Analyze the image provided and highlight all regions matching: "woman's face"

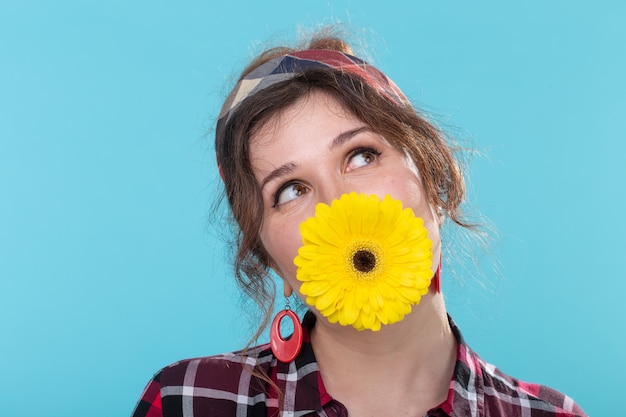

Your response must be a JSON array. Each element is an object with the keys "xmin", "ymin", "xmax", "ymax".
[{"xmin": 250, "ymin": 91, "xmax": 441, "ymax": 299}]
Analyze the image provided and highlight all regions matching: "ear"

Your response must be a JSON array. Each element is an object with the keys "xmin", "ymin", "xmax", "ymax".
[
  {"xmin": 283, "ymin": 281, "xmax": 293, "ymax": 298},
  {"xmin": 436, "ymin": 206, "xmax": 445, "ymax": 226},
  {"xmin": 430, "ymin": 204, "xmax": 445, "ymax": 227},
  {"xmin": 265, "ymin": 255, "xmax": 293, "ymax": 297}
]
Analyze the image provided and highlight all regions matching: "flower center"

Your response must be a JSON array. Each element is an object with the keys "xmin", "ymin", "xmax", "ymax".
[{"xmin": 352, "ymin": 249, "xmax": 377, "ymax": 273}]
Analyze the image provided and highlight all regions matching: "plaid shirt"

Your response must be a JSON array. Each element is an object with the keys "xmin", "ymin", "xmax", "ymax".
[{"xmin": 132, "ymin": 316, "xmax": 587, "ymax": 417}]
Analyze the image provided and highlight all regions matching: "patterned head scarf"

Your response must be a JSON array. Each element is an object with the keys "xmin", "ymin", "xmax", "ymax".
[{"xmin": 215, "ymin": 49, "xmax": 408, "ymax": 158}]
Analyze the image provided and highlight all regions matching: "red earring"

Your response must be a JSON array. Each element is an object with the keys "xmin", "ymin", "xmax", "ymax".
[
  {"xmin": 431, "ymin": 255, "xmax": 442, "ymax": 293},
  {"xmin": 270, "ymin": 305, "xmax": 303, "ymax": 363}
]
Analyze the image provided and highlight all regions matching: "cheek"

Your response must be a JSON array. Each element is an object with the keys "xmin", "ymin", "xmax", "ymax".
[
  {"xmin": 420, "ymin": 202, "xmax": 442, "ymax": 271},
  {"xmin": 388, "ymin": 172, "xmax": 442, "ymax": 259},
  {"xmin": 262, "ymin": 225, "xmax": 307, "ymax": 300},
  {"xmin": 260, "ymin": 219, "xmax": 302, "ymax": 278}
]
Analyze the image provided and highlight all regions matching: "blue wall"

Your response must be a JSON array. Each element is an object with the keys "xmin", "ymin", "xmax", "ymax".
[{"xmin": 2, "ymin": 1, "xmax": 623, "ymax": 415}]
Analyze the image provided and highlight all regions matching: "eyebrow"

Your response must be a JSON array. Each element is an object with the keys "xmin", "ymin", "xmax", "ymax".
[
  {"xmin": 330, "ymin": 126, "xmax": 372, "ymax": 149},
  {"xmin": 260, "ymin": 162, "xmax": 297, "ymax": 190},
  {"xmin": 259, "ymin": 126, "xmax": 373, "ymax": 190}
]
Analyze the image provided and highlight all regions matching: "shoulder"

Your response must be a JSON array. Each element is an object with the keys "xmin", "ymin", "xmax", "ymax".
[
  {"xmin": 473, "ymin": 350, "xmax": 587, "ymax": 417},
  {"xmin": 444, "ymin": 317, "xmax": 587, "ymax": 417},
  {"xmin": 158, "ymin": 343, "xmax": 274, "ymax": 387},
  {"xmin": 133, "ymin": 343, "xmax": 276, "ymax": 417}
]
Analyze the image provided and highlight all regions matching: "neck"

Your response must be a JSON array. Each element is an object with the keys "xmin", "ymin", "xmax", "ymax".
[{"xmin": 309, "ymin": 292, "xmax": 456, "ymax": 416}]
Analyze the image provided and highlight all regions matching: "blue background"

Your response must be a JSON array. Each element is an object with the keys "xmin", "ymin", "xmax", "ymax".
[{"xmin": 1, "ymin": 1, "xmax": 624, "ymax": 415}]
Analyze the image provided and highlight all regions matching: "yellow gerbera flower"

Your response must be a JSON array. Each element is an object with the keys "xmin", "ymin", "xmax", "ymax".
[{"xmin": 294, "ymin": 192, "xmax": 433, "ymax": 331}]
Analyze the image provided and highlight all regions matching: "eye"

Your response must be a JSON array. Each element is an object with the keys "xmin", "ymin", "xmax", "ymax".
[
  {"xmin": 273, "ymin": 181, "xmax": 308, "ymax": 207},
  {"xmin": 346, "ymin": 147, "xmax": 381, "ymax": 172}
]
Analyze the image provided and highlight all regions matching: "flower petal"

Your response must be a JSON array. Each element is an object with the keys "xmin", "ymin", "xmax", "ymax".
[{"xmin": 295, "ymin": 193, "xmax": 433, "ymax": 331}]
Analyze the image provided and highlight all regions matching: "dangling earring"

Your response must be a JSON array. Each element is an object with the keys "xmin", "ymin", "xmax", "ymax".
[
  {"xmin": 270, "ymin": 299, "xmax": 303, "ymax": 363},
  {"xmin": 432, "ymin": 254, "xmax": 442, "ymax": 293}
]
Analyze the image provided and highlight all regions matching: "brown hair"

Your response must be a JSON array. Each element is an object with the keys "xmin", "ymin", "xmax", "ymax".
[{"xmin": 215, "ymin": 33, "xmax": 468, "ymax": 343}]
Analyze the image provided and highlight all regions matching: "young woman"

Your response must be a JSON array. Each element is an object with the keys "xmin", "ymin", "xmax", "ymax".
[{"xmin": 132, "ymin": 32, "xmax": 587, "ymax": 417}]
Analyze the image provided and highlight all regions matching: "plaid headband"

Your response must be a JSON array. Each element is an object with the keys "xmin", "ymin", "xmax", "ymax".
[{"xmin": 215, "ymin": 49, "xmax": 408, "ymax": 147}]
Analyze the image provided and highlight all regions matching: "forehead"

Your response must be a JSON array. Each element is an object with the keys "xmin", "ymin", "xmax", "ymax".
[
  {"xmin": 249, "ymin": 91, "xmax": 356, "ymax": 148},
  {"xmin": 248, "ymin": 91, "xmax": 370, "ymax": 186}
]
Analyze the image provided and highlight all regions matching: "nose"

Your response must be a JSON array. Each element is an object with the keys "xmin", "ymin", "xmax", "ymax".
[{"xmin": 316, "ymin": 175, "xmax": 361, "ymax": 208}]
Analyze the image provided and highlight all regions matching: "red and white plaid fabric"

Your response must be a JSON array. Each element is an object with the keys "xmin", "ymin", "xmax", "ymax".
[{"xmin": 131, "ymin": 314, "xmax": 586, "ymax": 417}]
